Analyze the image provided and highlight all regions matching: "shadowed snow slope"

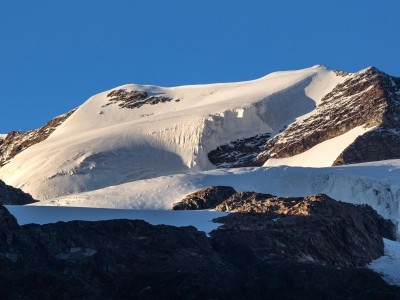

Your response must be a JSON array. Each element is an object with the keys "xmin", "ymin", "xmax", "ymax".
[{"xmin": 0, "ymin": 66, "xmax": 344, "ymax": 200}]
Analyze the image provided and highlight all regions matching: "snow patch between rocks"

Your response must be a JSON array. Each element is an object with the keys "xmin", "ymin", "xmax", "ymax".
[
  {"xmin": 369, "ymin": 238, "xmax": 400, "ymax": 286},
  {"xmin": 264, "ymin": 126, "xmax": 374, "ymax": 167}
]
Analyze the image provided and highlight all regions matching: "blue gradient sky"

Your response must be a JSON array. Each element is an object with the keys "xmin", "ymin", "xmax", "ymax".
[{"xmin": 1, "ymin": 0, "xmax": 399, "ymax": 132}]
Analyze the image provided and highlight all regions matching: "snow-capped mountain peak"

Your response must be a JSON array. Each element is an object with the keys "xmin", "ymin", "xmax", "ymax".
[{"xmin": 1, "ymin": 66, "xmax": 399, "ymax": 202}]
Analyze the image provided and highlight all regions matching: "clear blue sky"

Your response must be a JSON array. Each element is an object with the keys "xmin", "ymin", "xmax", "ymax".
[{"xmin": 1, "ymin": 0, "xmax": 399, "ymax": 132}]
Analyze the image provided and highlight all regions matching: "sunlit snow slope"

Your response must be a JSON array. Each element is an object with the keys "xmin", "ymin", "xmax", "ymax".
[{"xmin": 0, "ymin": 66, "xmax": 345, "ymax": 200}]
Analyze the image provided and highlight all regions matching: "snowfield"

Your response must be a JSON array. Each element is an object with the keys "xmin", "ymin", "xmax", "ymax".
[
  {"xmin": 33, "ymin": 161, "xmax": 400, "ymax": 235},
  {"xmin": 0, "ymin": 66, "xmax": 346, "ymax": 200}
]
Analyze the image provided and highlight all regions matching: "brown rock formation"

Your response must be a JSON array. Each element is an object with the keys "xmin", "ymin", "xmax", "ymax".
[
  {"xmin": 213, "ymin": 193, "xmax": 394, "ymax": 267},
  {"xmin": 172, "ymin": 186, "xmax": 237, "ymax": 210},
  {"xmin": 0, "ymin": 108, "xmax": 76, "ymax": 167}
]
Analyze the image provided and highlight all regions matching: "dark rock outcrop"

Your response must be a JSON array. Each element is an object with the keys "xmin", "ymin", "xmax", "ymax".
[
  {"xmin": 213, "ymin": 193, "xmax": 395, "ymax": 267},
  {"xmin": 0, "ymin": 108, "xmax": 76, "ymax": 167},
  {"xmin": 0, "ymin": 207, "xmax": 231, "ymax": 299},
  {"xmin": 208, "ymin": 133, "xmax": 271, "ymax": 168},
  {"xmin": 0, "ymin": 180, "xmax": 37, "ymax": 205},
  {"xmin": 257, "ymin": 67, "xmax": 400, "ymax": 165},
  {"xmin": 0, "ymin": 202, "xmax": 398, "ymax": 299},
  {"xmin": 104, "ymin": 89, "xmax": 176, "ymax": 109},
  {"xmin": 172, "ymin": 186, "xmax": 237, "ymax": 210},
  {"xmin": 174, "ymin": 189, "xmax": 395, "ymax": 267},
  {"xmin": 333, "ymin": 127, "xmax": 400, "ymax": 165}
]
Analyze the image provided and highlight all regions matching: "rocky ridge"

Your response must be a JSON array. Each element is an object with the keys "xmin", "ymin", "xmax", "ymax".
[
  {"xmin": 0, "ymin": 180, "xmax": 37, "ymax": 205},
  {"xmin": 104, "ymin": 89, "xmax": 177, "ymax": 109},
  {"xmin": 206, "ymin": 67, "xmax": 400, "ymax": 168},
  {"xmin": 0, "ymin": 109, "xmax": 76, "ymax": 167},
  {"xmin": 172, "ymin": 186, "xmax": 237, "ymax": 210},
  {"xmin": 174, "ymin": 187, "xmax": 395, "ymax": 267},
  {"xmin": 257, "ymin": 67, "xmax": 400, "ymax": 165},
  {"xmin": 208, "ymin": 133, "xmax": 271, "ymax": 168}
]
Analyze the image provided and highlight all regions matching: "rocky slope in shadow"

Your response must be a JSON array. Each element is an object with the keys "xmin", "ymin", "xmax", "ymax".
[
  {"xmin": 0, "ymin": 180, "xmax": 37, "ymax": 205},
  {"xmin": 1, "ymin": 188, "xmax": 399, "ymax": 299}
]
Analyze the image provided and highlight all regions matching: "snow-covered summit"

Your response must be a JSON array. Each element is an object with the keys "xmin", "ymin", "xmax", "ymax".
[
  {"xmin": 0, "ymin": 66, "xmax": 346, "ymax": 200},
  {"xmin": 2, "ymin": 65, "xmax": 400, "ymax": 202}
]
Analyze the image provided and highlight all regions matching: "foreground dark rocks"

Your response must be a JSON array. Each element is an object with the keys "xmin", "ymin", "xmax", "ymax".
[
  {"xmin": 0, "ymin": 206, "xmax": 230, "ymax": 299},
  {"xmin": 0, "ymin": 180, "xmax": 37, "ymax": 205},
  {"xmin": 175, "ymin": 189, "xmax": 395, "ymax": 267},
  {"xmin": 0, "ymin": 190, "xmax": 399, "ymax": 299}
]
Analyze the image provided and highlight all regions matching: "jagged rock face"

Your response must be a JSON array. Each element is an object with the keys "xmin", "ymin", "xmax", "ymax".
[
  {"xmin": 104, "ymin": 89, "xmax": 177, "ymax": 109},
  {"xmin": 0, "ymin": 180, "xmax": 37, "ymax": 205},
  {"xmin": 219, "ymin": 193, "xmax": 395, "ymax": 267},
  {"xmin": 257, "ymin": 67, "xmax": 400, "ymax": 165},
  {"xmin": 0, "ymin": 202, "xmax": 398, "ymax": 299},
  {"xmin": 207, "ymin": 133, "xmax": 271, "ymax": 168},
  {"xmin": 333, "ymin": 128, "xmax": 400, "ymax": 165},
  {"xmin": 206, "ymin": 67, "xmax": 400, "ymax": 168},
  {"xmin": 176, "ymin": 190, "xmax": 395, "ymax": 267},
  {"xmin": 0, "ymin": 109, "xmax": 76, "ymax": 167},
  {"xmin": 172, "ymin": 186, "xmax": 237, "ymax": 210}
]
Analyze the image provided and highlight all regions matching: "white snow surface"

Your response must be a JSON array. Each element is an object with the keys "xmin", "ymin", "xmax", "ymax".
[
  {"xmin": 5, "ymin": 206, "xmax": 227, "ymax": 234},
  {"xmin": 369, "ymin": 238, "xmax": 400, "ymax": 286},
  {"xmin": 264, "ymin": 126, "xmax": 375, "ymax": 167},
  {"xmin": 0, "ymin": 66, "xmax": 345, "ymax": 200},
  {"xmin": 35, "ymin": 161, "xmax": 400, "ymax": 234},
  {"xmin": 0, "ymin": 134, "xmax": 6, "ymax": 140}
]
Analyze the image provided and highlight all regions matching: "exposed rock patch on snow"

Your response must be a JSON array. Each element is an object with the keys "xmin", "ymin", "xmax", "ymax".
[
  {"xmin": 208, "ymin": 133, "xmax": 271, "ymax": 168},
  {"xmin": 0, "ymin": 108, "xmax": 76, "ymax": 167},
  {"xmin": 104, "ymin": 89, "xmax": 176, "ymax": 109}
]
